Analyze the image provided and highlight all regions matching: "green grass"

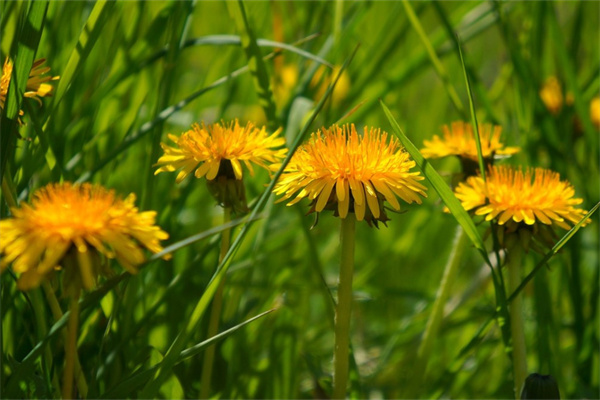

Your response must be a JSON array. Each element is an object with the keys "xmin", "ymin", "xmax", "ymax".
[{"xmin": 1, "ymin": 1, "xmax": 599, "ymax": 399}]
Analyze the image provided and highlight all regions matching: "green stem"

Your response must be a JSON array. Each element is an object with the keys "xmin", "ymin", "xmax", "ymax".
[
  {"xmin": 42, "ymin": 282, "xmax": 88, "ymax": 398},
  {"xmin": 62, "ymin": 286, "xmax": 81, "ymax": 400},
  {"xmin": 200, "ymin": 207, "xmax": 232, "ymax": 399},
  {"xmin": 508, "ymin": 243, "xmax": 527, "ymax": 399},
  {"xmin": 333, "ymin": 216, "xmax": 356, "ymax": 400},
  {"xmin": 417, "ymin": 226, "xmax": 468, "ymax": 374}
]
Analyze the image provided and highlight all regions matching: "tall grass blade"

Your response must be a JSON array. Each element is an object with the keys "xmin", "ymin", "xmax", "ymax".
[
  {"xmin": 401, "ymin": 0, "xmax": 466, "ymax": 118},
  {"xmin": 227, "ymin": 0, "xmax": 278, "ymax": 129},
  {"xmin": 51, "ymin": 0, "xmax": 115, "ymax": 108},
  {"xmin": 507, "ymin": 202, "xmax": 599, "ymax": 303},
  {"xmin": 101, "ymin": 308, "xmax": 277, "ymax": 399},
  {"xmin": 380, "ymin": 100, "xmax": 490, "ymax": 265},
  {"xmin": 457, "ymin": 35, "xmax": 486, "ymax": 181},
  {"xmin": 1, "ymin": 0, "xmax": 48, "ymax": 178}
]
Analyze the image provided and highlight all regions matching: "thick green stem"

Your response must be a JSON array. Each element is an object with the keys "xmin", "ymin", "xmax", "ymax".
[
  {"xmin": 417, "ymin": 226, "xmax": 468, "ymax": 373},
  {"xmin": 508, "ymin": 243, "xmax": 527, "ymax": 399},
  {"xmin": 333, "ymin": 216, "xmax": 356, "ymax": 399},
  {"xmin": 200, "ymin": 207, "xmax": 232, "ymax": 399},
  {"xmin": 62, "ymin": 286, "xmax": 81, "ymax": 400}
]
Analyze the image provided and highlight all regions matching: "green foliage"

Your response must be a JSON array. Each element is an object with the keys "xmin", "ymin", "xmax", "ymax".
[{"xmin": 1, "ymin": 1, "xmax": 598, "ymax": 399}]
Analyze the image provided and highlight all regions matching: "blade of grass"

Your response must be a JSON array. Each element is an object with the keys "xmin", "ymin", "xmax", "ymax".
[
  {"xmin": 457, "ymin": 35, "xmax": 485, "ymax": 181},
  {"xmin": 379, "ymin": 100, "xmax": 489, "ymax": 264},
  {"xmin": 74, "ymin": 36, "xmax": 323, "ymax": 183},
  {"xmin": 507, "ymin": 202, "xmax": 599, "ymax": 303},
  {"xmin": 451, "ymin": 203, "xmax": 599, "ymax": 373},
  {"xmin": 227, "ymin": 0, "xmax": 278, "ymax": 129},
  {"xmin": 100, "ymin": 308, "xmax": 277, "ymax": 399},
  {"xmin": 50, "ymin": 0, "xmax": 115, "ymax": 109},
  {"xmin": 1, "ymin": 0, "xmax": 48, "ymax": 179},
  {"xmin": 139, "ymin": 45, "xmax": 359, "ymax": 398},
  {"xmin": 547, "ymin": 4, "xmax": 598, "ymax": 153},
  {"xmin": 401, "ymin": 0, "xmax": 466, "ymax": 119}
]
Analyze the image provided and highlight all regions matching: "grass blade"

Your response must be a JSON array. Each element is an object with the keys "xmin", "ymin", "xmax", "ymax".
[
  {"xmin": 380, "ymin": 100, "xmax": 490, "ymax": 266},
  {"xmin": 227, "ymin": 0, "xmax": 278, "ymax": 129},
  {"xmin": 1, "ymin": 0, "xmax": 48, "ymax": 178},
  {"xmin": 507, "ymin": 202, "xmax": 599, "ymax": 303},
  {"xmin": 50, "ymin": 0, "xmax": 116, "ymax": 108},
  {"xmin": 457, "ymin": 35, "xmax": 486, "ymax": 181},
  {"xmin": 401, "ymin": 0, "xmax": 466, "ymax": 119},
  {"xmin": 101, "ymin": 308, "xmax": 277, "ymax": 399}
]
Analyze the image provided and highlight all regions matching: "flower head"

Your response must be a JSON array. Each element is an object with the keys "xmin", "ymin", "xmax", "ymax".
[
  {"xmin": 455, "ymin": 165, "xmax": 588, "ymax": 231},
  {"xmin": 539, "ymin": 76, "xmax": 563, "ymax": 115},
  {"xmin": 155, "ymin": 120, "xmax": 287, "ymax": 183},
  {"xmin": 591, "ymin": 96, "xmax": 600, "ymax": 130},
  {"xmin": 155, "ymin": 120, "xmax": 287, "ymax": 212},
  {"xmin": 422, "ymin": 121, "xmax": 519, "ymax": 162},
  {"xmin": 273, "ymin": 124, "xmax": 427, "ymax": 225},
  {"xmin": 0, "ymin": 57, "xmax": 59, "ymax": 111},
  {"xmin": 0, "ymin": 183, "xmax": 169, "ymax": 290}
]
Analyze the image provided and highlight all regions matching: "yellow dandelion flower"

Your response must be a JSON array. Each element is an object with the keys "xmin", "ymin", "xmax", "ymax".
[
  {"xmin": 539, "ymin": 76, "xmax": 563, "ymax": 115},
  {"xmin": 0, "ymin": 182, "xmax": 169, "ymax": 290},
  {"xmin": 591, "ymin": 96, "xmax": 600, "ymax": 130},
  {"xmin": 155, "ymin": 120, "xmax": 287, "ymax": 183},
  {"xmin": 0, "ymin": 57, "xmax": 59, "ymax": 111},
  {"xmin": 273, "ymin": 124, "xmax": 427, "ymax": 225},
  {"xmin": 422, "ymin": 121, "xmax": 520, "ymax": 161},
  {"xmin": 455, "ymin": 165, "xmax": 587, "ymax": 231},
  {"xmin": 155, "ymin": 119, "xmax": 287, "ymax": 212},
  {"xmin": 273, "ymin": 64, "xmax": 299, "ymax": 106},
  {"xmin": 310, "ymin": 65, "xmax": 351, "ymax": 106}
]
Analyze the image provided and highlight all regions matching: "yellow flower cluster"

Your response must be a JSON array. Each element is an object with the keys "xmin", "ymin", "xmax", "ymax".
[{"xmin": 0, "ymin": 57, "xmax": 59, "ymax": 113}]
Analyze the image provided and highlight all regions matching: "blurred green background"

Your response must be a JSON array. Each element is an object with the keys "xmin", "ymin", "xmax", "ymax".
[{"xmin": 1, "ymin": 1, "xmax": 598, "ymax": 398}]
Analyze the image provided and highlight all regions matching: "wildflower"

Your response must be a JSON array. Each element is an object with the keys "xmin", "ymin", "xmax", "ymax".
[
  {"xmin": 0, "ymin": 183, "xmax": 168, "ymax": 290},
  {"xmin": 155, "ymin": 120, "xmax": 287, "ymax": 212},
  {"xmin": 455, "ymin": 165, "xmax": 588, "ymax": 249},
  {"xmin": 539, "ymin": 76, "xmax": 563, "ymax": 115},
  {"xmin": 0, "ymin": 57, "xmax": 59, "ymax": 112},
  {"xmin": 274, "ymin": 123, "xmax": 427, "ymax": 225},
  {"xmin": 310, "ymin": 65, "xmax": 351, "ymax": 106},
  {"xmin": 273, "ymin": 64, "xmax": 299, "ymax": 106},
  {"xmin": 591, "ymin": 96, "xmax": 600, "ymax": 130}
]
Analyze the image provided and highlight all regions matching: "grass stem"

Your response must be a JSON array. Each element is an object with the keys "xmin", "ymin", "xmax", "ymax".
[
  {"xmin": 200, "ymin": 207, "xmax": 232, "ymax": 399},
  {"xmin": 508, "ymin": 243, "xmax": 527, "ymax": 399},
  {"xmin": 333, "ymin": 216, "xmax": 356, "ymax": 399},
  {"xmin": 417, "ymin": 226, "xmax": 468, "ymax": 374}
]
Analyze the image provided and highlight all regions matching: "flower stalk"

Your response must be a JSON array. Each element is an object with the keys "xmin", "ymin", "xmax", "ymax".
[
  {"xmin": 42, "ymin": 282, "xmax": 88, "ymax": 398},
  {"xmin": 507, "ymin": 241, "xmax": 527, "ymax": 399},
  {"xmin": 333, "ymin": 216, "xmax": 356, "ymax": 399},
  {"xmin": 200, "ymin": 207, "xmax": 232, "ymax": 399},
  {"xmin": 62, "ymin": 285, "xmax": 81, "ymax": 400}
]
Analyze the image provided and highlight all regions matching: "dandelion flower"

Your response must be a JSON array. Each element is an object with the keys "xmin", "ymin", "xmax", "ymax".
[
  {"xmin": 310, "ymin": 65, "xmax": 351, "ymax": 106},
  {"xmin": 455, "ymin": 165, "xmax": 587, "ymax": 231},
  {"xmin": 422, "ymin": 121, "xmax": 519, "ymax": 162},
  {"xmin": 273, "ymin": 124, "xmax": 427, "ymax": 224},
  {"xmin": 155, "ymin": 120, "xmax": 286, "ymax": 211},
  {"xmin": 591, "ymin": 96, "xmax": 600, "ymax": 130},
  {"xmin": 155, "ymin": 120, "xmax": 287, "ymax": 182},
  {"xmin": 0, "ymin": 183, "xmax": 169, "ymax": 290},
  {"xmin": 539, "ymin": 76, "xmax": 563, "ymax": 115},
  {"xmin": 0, "ymin": 57, "xmax": 59, "ymax": 111}
]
